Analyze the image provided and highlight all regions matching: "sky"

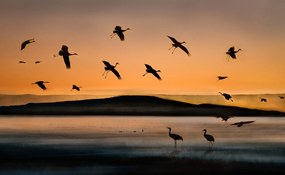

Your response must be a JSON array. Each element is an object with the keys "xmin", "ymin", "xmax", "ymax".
[{"xmin": 0, "ymin": 0, "xmax": 285, "ymax": 96}]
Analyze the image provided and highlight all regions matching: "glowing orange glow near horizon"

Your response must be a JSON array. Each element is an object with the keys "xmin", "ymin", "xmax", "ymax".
[{"xmin": 0, "ymin": 0, "xmax": 285, "ymax": 96}]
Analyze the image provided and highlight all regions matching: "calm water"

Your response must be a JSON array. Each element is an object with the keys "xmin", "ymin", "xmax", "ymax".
[{"xmin": 0, "ymin": 116, "xmax": 285, "ymax": 174}]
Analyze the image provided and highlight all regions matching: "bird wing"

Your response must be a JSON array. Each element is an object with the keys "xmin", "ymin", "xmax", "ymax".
[
  {"xmin": 243, "ymin": 121, "xmax": 255, "ymax": 124},
  {"xmin": 103, "ymin": 61, "xmax": 112, "ymax": 67},
  {"xmin": 228, "ymin": 47, "xmax": 235, "ymax": 52},
  {"xmin": 115, "ymin": 26, "xmax": 122, "ymax": 30},
  {"xmin": 21, "ymin": 41, "xmax": 28, "ymax": 50},
  {"xmin": 152, "ymin": 71, "xmax": 161, "ymax": 80},
  {"xmin": 111, "ymin": 68, "xmax": 121, "ymax": 80},
  {"xmin": 178, "ymin": 45, "xmax": 190, "ymax": 56},
  {"xmin": 145, "ymin": 64, "xmax": 153, "ymax": 70},
  {"xmin": 63, "ymin": 54, "xmax": 71, "ymax": 69},
  {"xmin": 229, "ymin": 52, "xmax": 236, "ymax": 59},
  {"xmin": 37, "ymin": 82, "xmax": 47, "ymax": 90},
  {"xmin": 231, "ymin": 122, "xmax": 240, "ymax": 126},
  {"xmin": 167, "ymin": 36, "xmax": 178, "ymax": 44},
  {"xmin": 117, "ymin": 31, "xmax": 125, "ymax": 41}
]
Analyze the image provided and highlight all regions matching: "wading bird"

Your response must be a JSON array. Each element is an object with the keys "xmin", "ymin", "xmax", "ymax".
[
  {"xmin": 143, "ymin": 64, "xmax": 161, "ymax": 80},
  {"xmin": 226, "ymin": 46, "xmax": 242, "ymax": 60},
  {"xmin": 21, "ymin": 39, "xmax": 35, "ymax": 50},
  {"xmin": 32, "ymin": 81, "xmax": 49, "ymax": 90},
  {"xmin": 35, "ymin": 61, "xmax": 41, "ymax": 64},
  {"xmin": 231, "ymin": 121, "xmax": 255, "ymax": 127},
  {"xmin": 260, "ymin": 97, "xmax": 267, "ymax": 102},
  {"xmin": 110, "ymin": 26, "xmax": 130, "ymax": 41},
  {"xmin": 102, "ymin": 61, "xmax": 121, "ymax": 80},
  {"xmin": 203, "ymin": 129, "xmax": 215, "ymax": 147},
  {"xmin": 72, "ymin": 84, "xmax": 81, "ymax": 91},
  {"xmin": 219, "ymin": 92, "xmax": 233, "ymax": 102},
  {"xmin": 58, "ymin": 45, "xmax": 78, "ymax": 69},
  {"xmin": 19, "ymin": 61, "xmax": 26, "ymax": 64},
  {"xmin": 167, "ymin": 127, "xmax": 183, "ymax": 146},
  {"xmin": 217, "ymin": 76, "xmax": 228, "ymax": 81},
  {"xmin": 167, "ymin": 36, "xmax": 190, "ymax": 56}
]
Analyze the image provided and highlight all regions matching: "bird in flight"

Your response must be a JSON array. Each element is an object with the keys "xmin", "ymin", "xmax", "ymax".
[
  {"xmin": 58, "ymin": 45, "xmax": 78, "ymax": 69},
  {"xmin": 216, "ymin": 115, "xmax": 232, "ymax": 123},
  {"xmin": 32, "ymin": 81, "xmax": 49, "ymax": 90},
  {"xmin": 231, "ymin": 121, "xmax": 255, "ymax": 127},
  {"xmin": 143, "ymin": 64, "xmax": 162, "ymax": 80},
  {"xmin": 219, "ymin": 92, "xmax": 233, "ymax": 102},
  {"xmin": 21, "ymin": 39, "xmax": 35, "ymax": 50},
  {"xmin": 72, "ymin": 84, "xmax": 81, "ymax": 91},
  {"xmin": 102, "ymin": 61, "xmax": 121, "ymax": 80},
  {"xmin": 226, "ymin": 46, "xmax": 242, "ymax": 60},
  {"xmin": 217, "ymin": 76, "xmax": 228, "ymax": 81},
  {"xmin": 167, "ymin": 127, "xmax": 183, "ymax": 146},
  {"xmin": 259, "ymin": 97, "xmax": 267, "ymax": 102},
  {"xmin": 279, "ymin": 96, "xmax": 284, "ymax": 100},
  {"xmin": 110, "ymin": 26, "xmax": 130, "ymax": 41},
  {"xmin": 35, "ymin": 61, "xmax": 41, "ymax": 64},
  {"xmin": 203, "ymin": 129, "xmax": 215, "ymax": 147},
  {"xmin": 167, "ymin": 36, "xmax": 190, "ymax": 56},
  {"xmin": 19, "ymin": 61, "xmax": 26, "ymax": 64}
]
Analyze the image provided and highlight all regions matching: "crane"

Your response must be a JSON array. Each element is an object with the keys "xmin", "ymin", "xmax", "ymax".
[
  {"xmin": 102, "ymin": 61, "xmax": 121, "ymax": 80},
  {"xmin": 167, "ymin": 127, "xmax": 183, "ymax": 146},
  {"xmin": 167, "ymin": 36, "xmax": 190, "ymax": 56},
  {"xmin": 143, "ymin": 64, "xmax": 161, "ymax": 80},
  {"xmin": 110, "ymin": 26, "xmax": 130, "ymax": 41},
  {"xmin": 58, "ymin": 45, "xmax": 78, "ymax": 69}
]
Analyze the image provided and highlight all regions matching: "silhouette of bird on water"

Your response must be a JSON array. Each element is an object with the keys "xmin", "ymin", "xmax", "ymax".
[
  {"xmin": 279, "ymin": 96, "xmax": 284, "ymax": 100},
  {"xmin": 143, "ymin": 64, "xmax": 162, "ymax": 80},
  {"xmin": 35, "ymin": 61, "xmax": 41, "ymax": 64},
  {"xmin": 226, "ymin": 46, "xmax": 242, "ymax": 60},
  {"xmin": 260, "ymin": 97, "xmax": 267, "ymax": 102},
  {"xmin": 58, "ymin": 45, "xmax": 78, "ymax": 69},
  {"xmin": 219, "ymin": 92, "xmax": 233, "ymax": 102},
  {"xmin": 72, "ymin": 84, "xmax": 81, "ymax": 91},
  {"xmin": 21, "ymin": 39, "xmax": 35, "ymax": 50},
  {"xmin": 110, "ymin": 26, "xmax": 130, "ymax": 41},
  {"xmin": 167, "ymin": 36, "xmax": 190, "ymax": 56},
  {"xmin": 231, "ymin": 121, "xmax": 255, "ymax": 127},
  {"xmin": 19, "ymin": 61, "xmax": 26, "ymax": 64},
  {"xmin": 217, "ymin": 76, "xmax": 228, "ymax": 81},
  {"xmin": 216, "ymin": 115, "xmax": 232, "ymax": 123},
  {"xmin": 32, "ymin": 81, "xmax": 49, "ymax": 90},
  {"xmin": 167, "ymin": 127, "xmax": 183, "ymax": 146},
  {"xmin": 102, "ymin": 61, "xmax": 121, "ymax": 80},
  {"xmin": 203, "ymin": 129, "xmax": 215, "ymax": 147}
]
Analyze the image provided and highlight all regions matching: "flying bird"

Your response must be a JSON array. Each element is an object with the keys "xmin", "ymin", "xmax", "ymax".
[
  {"xmin": 279, "ymin": 96, "xmax": 284, "ymax": 100},
  {"xmin": 217, "ymin": 76, "xmax": 228, "ymax": 81},
  {"xmin": 167, "ymin": 36, "xmax": 190, "ymax": 56},
  {"xmin": 110, "ymin": 26, "xmax": 130, "ymax": 41},
  {"xmin": 216, "ymin": 115, "xmax": 232, "ymax": 123},
  {"xmin": 167, "ymin": 127, "xmax": 183, "ymax": 146},
  {"xmin": 259, "ymin": 97, "xmax": 267, "ymax": 102},
  {"xmin": 102, "ymin": 61, "xmax": 121, "ymax": 80},
  {"xmin": 32, "ymin": 81, "xmax": 49, "ymax": 90},
  {"xmin": 21, "ymin": 39, "xmax": 35, "ymax": 50},
  {"xmin": 19, "ymin": 61, "xmax": 26, "ymax": 64},
  {"xmin": 203, "ymin": 129, "xmax": 215, "ymax": 146},
  {"xmin": 226, "ymin": 46, "xmax": 242, "ymax": 60},
  {"xmin": 58, "ymin": 45, "xmax": 78, "ymax": 69},
  {"xmin": 72, "ymin": 84, "xmax": 81, "ymax": 91},
  {"xmin": 35, "ymin": 61, "xmax": 41, "ymax": 64},
  {"xmin": 143, "ymin": 64, "xmax": 161, "ymax": 80},
  {"xmin": 219, "ymin": 92, "xmax": 233, "ymax": 102},
  {"xmin": 231, "ymin": 121, "xmax": 255, "ymax": 127}
]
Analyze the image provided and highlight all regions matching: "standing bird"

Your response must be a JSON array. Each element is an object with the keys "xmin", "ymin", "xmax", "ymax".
[
  {"xmin": 143, "ymin": 64, "xmax": 161, "ymax": 80},
  {"xmin": 217, "ymin": 76, "xmax": 228, "ymax": 81},
  {"xmin": 72, "ymin": 84, "xmax": 81, "ymax": 91},
  {"xmin": 110, "ymin": 26, "xmax": 130, "ymax": 41},
  {"xmin": 58, "ymin": 45, "xmax": 78, "ymax": 69},
  {"xmin": 226, "ymin": 46, "xmax": 242, "ymax": 60},
  {"xmin": 21, "ymin": 39, "xmax": 35, "ymax": 50},
  {"xmin": 102, "ymin": 61, "xmax": 121, "ymax": 80},
  {"xmin": 167, "ymin": 36, "xmax": 190, "ymax": 56},
  {"xmin": 231, "ymin": 121, "xmax": 255, "ymax": 127},
  {"xmin": 35, "ymin": 61, "xmax": 41, "ymax": 64},
  {"xmin": 32, "ymin": 81, "xmax": 49, "ymax": 90},
  {"xmin": 259, "ymin": 97, "xmax": 267, "ymax": 102},
  {"xmin": 219, "ymin": 92, "xmax": 233, "ymax": 102},
  {"xmin": 19, "ymin": 61, "xmax": 26, "ymax": 64},
  {"xmin": 203, "ymin": 129, "xmax": 215, "ymax": 147},
  {"xmin": 167, "ymin": 127, "xmax": 183, "ymax": 146}
]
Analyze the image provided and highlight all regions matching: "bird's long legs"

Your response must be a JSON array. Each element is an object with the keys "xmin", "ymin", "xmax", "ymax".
[
  {"xmin": 110, "ymin": 33, "xmax": 116, "ymax": 38},
  {"xmin": 102, "ymin": 70, "xmax": 109, "ymax": 79},
  {"xmin": 171, "ymin": 47, "xmax": 177, "ymax": 54},
  {"xmin": 143, "ymin": 72, "xmax": 148, "ymax": 76}
]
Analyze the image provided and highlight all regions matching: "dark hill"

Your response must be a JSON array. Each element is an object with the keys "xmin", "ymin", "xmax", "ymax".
[{"xmin": 0, "ymin": 95, "xmax": 284, "ymax": 116}]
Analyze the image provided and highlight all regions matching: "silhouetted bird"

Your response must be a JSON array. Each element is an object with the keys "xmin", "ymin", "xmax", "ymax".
[
  {"xmin": 21, "ymin": 39, "xmax": 35, "ymax": 50},
  {"xmin": 72, "ymin": 84, "xmax": 81, "ymax": 91},
  {"xmin": 102, "ymin": 61, "xmax": 121, "ymax": 80},
  {"xmin": 143, "ymin": 64, "xmax": 161, "ymax": 80},
  {"xmin": 226, "ymin": 46, "xmax": 242, "ymax": 60},
  {"xmin": 279, "ymin": 96, "xmax": 284, "ymax": 100},
  {"xmin": 58, "ymin": 45, "xmax": 78, "ymax": 69},
  {"xmin": 35, "ymin": 61, "xmax": 41, "ymax": 64},
  {"xmin": 219, "ymin": 92, "xmax": 233, "ymax": 102},
  {"xmin": 217, "ymin": 115, "xmax": 232, "ymax": 123},
  {"xmin": 32, "ymin": 81, "xmax": 49, "ymax": 90},
  {"xmin": 231, "ymin": 121, "xmax": 255, "ymax": 127},
  {"xmin": 217, "ymin": 76, "xmax": 228, "ymax": 81},
  {"xmin": 203, "ymin": 129, "xmax": 215, "ymax": 146},
  {"xmin": 167, "ymin": 36, "xmax": 190, "ymax": 56},
  {"xmin": 260, "ymin": 97, "xmax": 267, "ymax": 102},
  {"xmin": 167, "ymin": 127, "xmax": 183, "ymax": 146},
  {"xmin": 19, "ymin": 61, "xmax": 26, "ymax": 64},
  {"xmin": 110, "ymin": 26, "xmax": 130, "ymax": 41}
]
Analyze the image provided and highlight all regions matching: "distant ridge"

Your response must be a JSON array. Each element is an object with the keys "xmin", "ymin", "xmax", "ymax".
[{"xmin": 0, "ymin": 95, "xmax": 284, "ymax": 116}]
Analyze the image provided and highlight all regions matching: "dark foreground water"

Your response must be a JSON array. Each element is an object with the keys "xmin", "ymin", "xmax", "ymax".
[{"xmin": 0, "ymin": 116, "xmax": 284, "ymax": 175}]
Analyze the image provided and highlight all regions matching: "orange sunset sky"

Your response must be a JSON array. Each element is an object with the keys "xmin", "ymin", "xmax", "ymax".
[{"xmin": 0, "ymin": 0, "xmax": 285, "ymax": 95}]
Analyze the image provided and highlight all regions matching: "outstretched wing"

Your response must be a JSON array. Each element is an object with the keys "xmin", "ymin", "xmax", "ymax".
[
  {"xmin": 145, "ymin": 64, "xmax": 153, "ymax": 70},
  {"xmin": 37, "ymin": 82, "xmax": 47, "ymax": 90},
  {"xmin": 228, "ymin": 47, "xmax": 235, "ymax": 52},
  {"xmin": 243, "ymin": 121, "xmax": 255, "ymax": 124},
  {"xmin": 103, "ymin": 61, "xmax": 112, "ymax": 67},
  {"xmin": 230, "ymin": 122, "xmax": 240, "ymax": 126},
  {"xmin": 178, "ymin": 45, "xmax": 190, "ymax": 56},
  {"xmin": 111, "ymin": 68, "xmax": 121, "ymax": 80},
  {"xmin": 229, "ymin": 52, "xmax": 236, "ymax": 59},
  {"xmin": 167, "ymin": 36, "xmax": 178, "ymax": 44},
  {"xmin": 21, "ymin": 41, "xmax": 27, "ymax": 50},
  {"xmin": 152, "ymin": 71, "xmax": 161, "ymax": 80},
  {"xmin": 63, "ymin": 54, "xmax": 71, "ymax": 69},
  {"xmin": 117, "ymin": 31, "xmax": 125, "ymax": 41}
]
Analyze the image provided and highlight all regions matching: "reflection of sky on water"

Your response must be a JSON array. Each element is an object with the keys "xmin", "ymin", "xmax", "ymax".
[{"xmin": 0, "ymin": 116, "xmax": 285, "ymax": 163}]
